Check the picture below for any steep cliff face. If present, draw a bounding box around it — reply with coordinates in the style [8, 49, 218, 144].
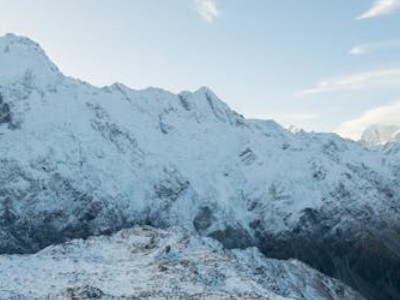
[0, 34, 399, 299]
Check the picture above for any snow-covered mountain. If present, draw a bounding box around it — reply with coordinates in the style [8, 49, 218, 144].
[0, 34, 400, 299]
[360, 124, 400, 145]
[0, 225, 364, 299]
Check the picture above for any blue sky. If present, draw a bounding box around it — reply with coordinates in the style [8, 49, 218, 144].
[1, 0, 400, 139]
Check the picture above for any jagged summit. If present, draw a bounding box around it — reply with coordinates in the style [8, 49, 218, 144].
[0, 34, 399, 299]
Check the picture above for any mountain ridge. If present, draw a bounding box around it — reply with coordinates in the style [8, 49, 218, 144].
[0, 34, 400, 299]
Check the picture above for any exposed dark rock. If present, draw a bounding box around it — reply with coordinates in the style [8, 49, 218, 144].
[209, 225, 253, 249]
[65, 285, 104, 299]
[178, 93, 191, 111]
[159, 115, 174, 134]
[0, 93, 12, 125]
[0, 163, 131, 254]
[239, 148, 257, 165]
[255, 220, 400, 300]
[154, 168, 190, 202]
[193, 206, 215, 231]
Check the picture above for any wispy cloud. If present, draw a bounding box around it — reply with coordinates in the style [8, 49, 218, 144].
[194, 0, 220, 23]
[357, 0, 400, 20]
[349, 39, 400, 55]
[298, 68, 400, 96]
[336, 101, 400, 139]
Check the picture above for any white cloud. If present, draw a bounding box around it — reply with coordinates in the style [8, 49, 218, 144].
[349, 39, 400, 55]
[194, 0, 220, 23]
[357, 0, 400, 20]
[298, 68, 400, 96]
[336, 102, 400, 139]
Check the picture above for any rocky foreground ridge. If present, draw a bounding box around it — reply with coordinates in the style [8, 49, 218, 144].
[0, 226, 364, 299]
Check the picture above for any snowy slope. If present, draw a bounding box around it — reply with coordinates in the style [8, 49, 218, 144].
[0, 226, 364, 300]
[0, 34, 400, 299]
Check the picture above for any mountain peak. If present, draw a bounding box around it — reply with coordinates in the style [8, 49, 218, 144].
[360, 124, 400, 145]
[3, 33, 39, 47]
[180, 86, 244, 125]
[0, 34, 62, 90]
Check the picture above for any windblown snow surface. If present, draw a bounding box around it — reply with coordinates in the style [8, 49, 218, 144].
[0, 34, 399, 299]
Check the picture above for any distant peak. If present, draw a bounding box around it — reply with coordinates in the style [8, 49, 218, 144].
[287, 125, 303, 134]
[195, 86, 215, 95]
[179, 86, 244, 126]
[109, 82, 131, 91]
[360, 124, 400, 145]
[192, 86, 223, 104]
